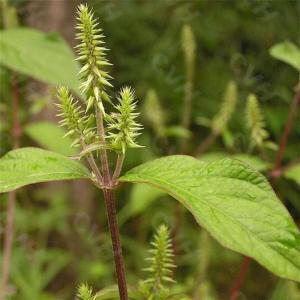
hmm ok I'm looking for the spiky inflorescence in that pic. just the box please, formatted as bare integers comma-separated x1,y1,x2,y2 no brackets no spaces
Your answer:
57,86,94,147
107,87,142,154
76,4,112,114
246,94,269,148
143,225,175,295
77,284,95,300
181,24,196,69
212,81,237,135
144,89,165,136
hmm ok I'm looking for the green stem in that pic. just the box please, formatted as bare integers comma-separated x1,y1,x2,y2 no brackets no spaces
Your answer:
112,154,124,184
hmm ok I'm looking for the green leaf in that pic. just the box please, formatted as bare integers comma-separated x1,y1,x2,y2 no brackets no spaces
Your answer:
200,152,269,171
270,280,300,300
284,164,300,185
120,155,300,282
0,28,80,89
0,148,89,193
25,122,76,156
270,41,300,71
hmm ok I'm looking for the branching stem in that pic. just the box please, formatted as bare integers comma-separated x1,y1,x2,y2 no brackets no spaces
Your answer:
95,105,128,300
95,107,111,185
112,154,124,183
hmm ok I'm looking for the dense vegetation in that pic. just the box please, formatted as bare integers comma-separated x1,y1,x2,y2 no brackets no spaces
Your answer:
0,1,300,299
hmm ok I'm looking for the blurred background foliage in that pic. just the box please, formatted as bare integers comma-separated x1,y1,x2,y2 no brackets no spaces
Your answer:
0,0,299,299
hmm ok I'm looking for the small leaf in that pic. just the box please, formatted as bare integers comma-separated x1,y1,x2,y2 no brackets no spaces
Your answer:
0,148,90,193
270,41,300,71
25,122,76,156
284,164,300,185
120,155,300,282
0,28,80,89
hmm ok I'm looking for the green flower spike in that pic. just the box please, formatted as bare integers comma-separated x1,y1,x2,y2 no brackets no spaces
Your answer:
246,93,274,150
143,225,175,294
108,87,143,154
76,4,112,114
57,86,94,147
211,81,237,135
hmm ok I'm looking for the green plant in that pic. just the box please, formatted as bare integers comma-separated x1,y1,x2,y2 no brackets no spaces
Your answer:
1,4,300,300
137,225,190,300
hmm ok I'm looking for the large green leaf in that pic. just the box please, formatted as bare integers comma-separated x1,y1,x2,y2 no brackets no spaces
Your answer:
0,148,89,193
0,28,80,89
270,41,300,71
284,164,300,186
120,155,300,282
25,122,75,156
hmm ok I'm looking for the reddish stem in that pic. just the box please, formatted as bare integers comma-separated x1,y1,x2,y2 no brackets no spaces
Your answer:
272,85,300,174
193,133,217,157
0,74,21,299
229,257,251,300
103,189,128,300
95,107,128,300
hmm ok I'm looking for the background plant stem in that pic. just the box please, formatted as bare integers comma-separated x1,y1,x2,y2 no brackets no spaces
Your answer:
0,74,20,299
229,256,251,300
272,83,300,175
193,133,217,157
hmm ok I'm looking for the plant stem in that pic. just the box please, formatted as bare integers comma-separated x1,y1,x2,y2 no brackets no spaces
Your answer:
193,133,217,157
112,154,124,183
272,84,300,175
0,193,16,300
0,74,20,299
180,71,194,152
102,188,128,300
95,106,128,299
95,107,110,185
229,256,251,300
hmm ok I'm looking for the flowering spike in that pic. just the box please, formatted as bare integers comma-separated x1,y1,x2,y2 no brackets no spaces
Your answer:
107,87,143,154
143,225,175,294
246,94,276,150
181,24,196,69
212,81,237,134
57,86,95,147
77,284,94,300
76,4,112,113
